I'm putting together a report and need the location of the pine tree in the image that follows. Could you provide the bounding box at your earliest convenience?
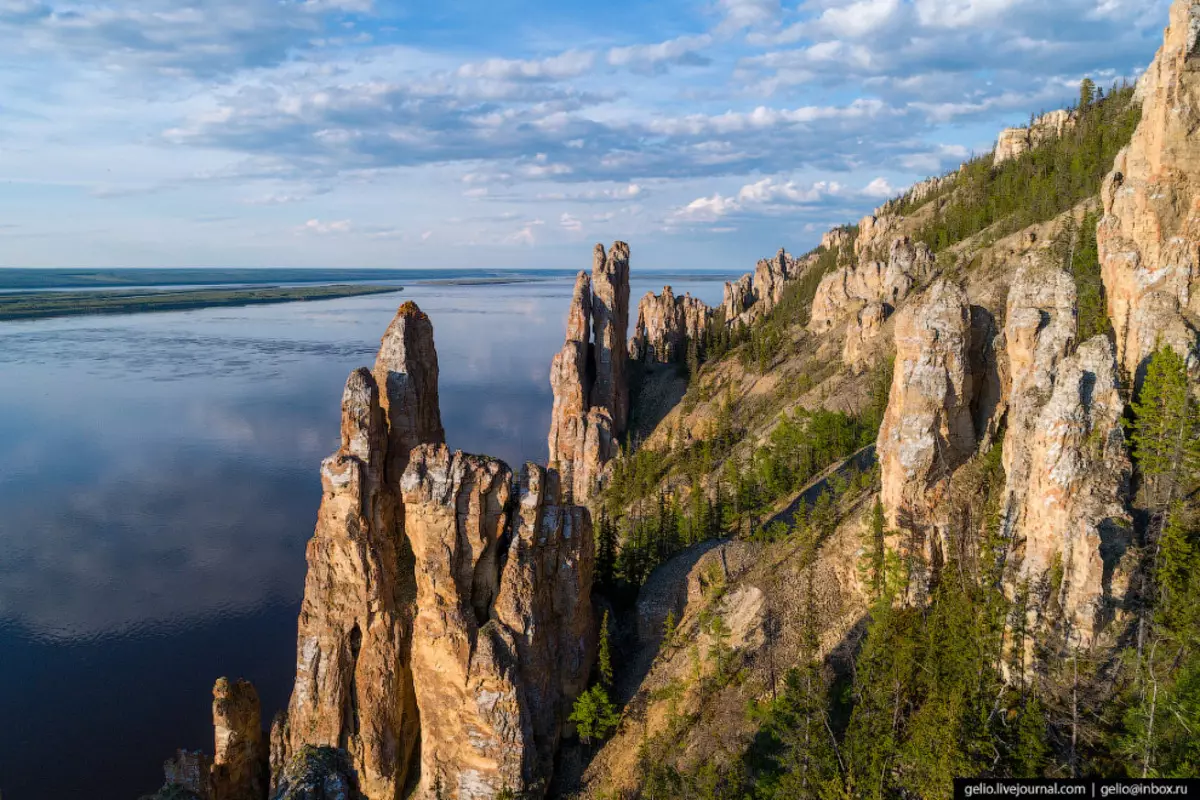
[570,685,620,745]
[598,610,614,688]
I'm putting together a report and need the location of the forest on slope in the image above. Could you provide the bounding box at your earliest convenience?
[571,59,1200,799]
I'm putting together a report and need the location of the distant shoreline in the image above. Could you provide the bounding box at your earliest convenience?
[0,284,404,322]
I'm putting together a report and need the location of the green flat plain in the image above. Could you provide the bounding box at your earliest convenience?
[0,284,404,321]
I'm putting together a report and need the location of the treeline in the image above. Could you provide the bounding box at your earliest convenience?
[632,346,1200,798]
[914,82,1140,254]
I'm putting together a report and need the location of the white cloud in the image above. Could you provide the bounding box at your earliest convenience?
[606,34,713,69]
[456,50,596,81]
[298,218,353,234]
[560,212,582,232]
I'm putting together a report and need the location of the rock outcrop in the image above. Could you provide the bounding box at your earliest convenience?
[145,679,266,800]
[720,274,756,322]
[810,236,934,332]
[275,364,423,800]
[718,248,808,327]
[270,747,362,800]
[548,245,633,503]
[401,445,530,800]
[994,109,1075,165]
[1000,259,1079,543]
[754,248,799,310]
[1098,0,1200,380]
[629,286,712,363]
[590,242,631,436]
[842,301,892,374]
[212,678,267,800]
[374,302,447,480]
[494,464,595,781]
[400,449,596,800]
[877,280,982,596]
[1007,337,1133,646]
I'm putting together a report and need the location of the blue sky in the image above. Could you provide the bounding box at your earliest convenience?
[0,0,1172,269]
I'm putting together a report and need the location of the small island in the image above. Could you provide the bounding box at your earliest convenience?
[0,284,404,321]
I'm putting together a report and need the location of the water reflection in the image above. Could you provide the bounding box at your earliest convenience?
[0,275,729,799]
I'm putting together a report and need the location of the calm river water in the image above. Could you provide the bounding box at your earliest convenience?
[0,273,728,799]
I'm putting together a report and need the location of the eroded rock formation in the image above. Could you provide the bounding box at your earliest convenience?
[400,444,531,800]
[720,274,756,322]
[994,109,1075,165]
[1099,0,1200,380]
[629,286,712,363]
[590,242,631,436]
[877,280,982,596]
[146,679,266,800]
[810,236,934,332]
[271,747,362,800]
[275,362,423,800]
[1006,336,1133,646]
[842,301,892,374]
[548,245,633,503]
[213,678,267,800]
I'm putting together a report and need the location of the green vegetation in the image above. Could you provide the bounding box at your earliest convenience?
[571,612,621,745]
[0,284,403,321]
[627,345,1200,796]
[913,84,1139,253]
[1051,210,1112,342]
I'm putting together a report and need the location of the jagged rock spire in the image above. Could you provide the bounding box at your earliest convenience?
[1099,0,1200,380]
[548,245,632,503]
[590,242,631,436]
[374,301,446,480]
[274,365,419,800]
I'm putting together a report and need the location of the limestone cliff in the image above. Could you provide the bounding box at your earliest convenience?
[590,242,631,436]
[720,274,755,322]
[810,236,934,333]
[400,445,531,800]
[146,679,266,800]
[876,280,982,596]
[994,109,1075,165]
[841,300,892,374]
[717,248,807,326]
[548,245,633,503]
[1099,0,1200,379]
[1007,337,1133,646]
[629,286,712,363]
[274,363,421,800]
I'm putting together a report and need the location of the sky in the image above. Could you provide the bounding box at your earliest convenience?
[0,0,1173,270]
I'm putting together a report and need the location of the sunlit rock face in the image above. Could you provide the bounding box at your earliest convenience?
[842,300,892,374]
[1006,337,1133,647]
[629,286,712,364]
[548,244,633,504]
[1099,0,1200,381]
[275,365,421,800]
[876,280,982,598]
[994,109,1075,165]
[589,242,631,438]
[810,236,934,333]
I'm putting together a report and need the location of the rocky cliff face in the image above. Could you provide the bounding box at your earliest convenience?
[841,300,892,374]
[717,248,808,327]
[720,274,756,322]
[245,297,599,800]
[629,286,712,363]
[275,359,425,799]
[548,245,633,503]
[1007,337,1132,646]
[994,109,1075,165]
[810,236,934,332]
[213,679,268,800]
[876,280,983,597]
[400,445,532,800]
[146,679,266,800]
[590,242,631,436]
[1099,0,1200,380]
